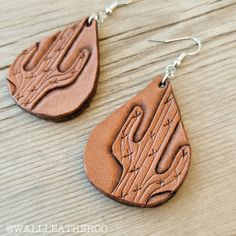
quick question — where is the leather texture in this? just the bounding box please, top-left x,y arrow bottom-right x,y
8,18 -> 99,121
84,76 -> 191,207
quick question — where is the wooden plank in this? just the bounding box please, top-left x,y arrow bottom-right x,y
0,0 -> 235,235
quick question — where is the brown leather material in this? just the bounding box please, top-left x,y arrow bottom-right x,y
8,18 -> 99,121
84,76 -> 191,207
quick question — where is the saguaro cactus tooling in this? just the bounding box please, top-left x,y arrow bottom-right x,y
11,45 -> 90,110
111,85 -> 190,206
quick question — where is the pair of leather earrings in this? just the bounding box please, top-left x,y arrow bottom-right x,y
7,0 -> 202,207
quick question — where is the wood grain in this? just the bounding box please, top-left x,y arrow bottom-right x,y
0,0 -> 236,235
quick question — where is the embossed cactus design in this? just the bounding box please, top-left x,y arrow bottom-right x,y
111,84 -> 190,206
8,20 -> 91,110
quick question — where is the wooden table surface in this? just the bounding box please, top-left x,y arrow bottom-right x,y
0,0 -> 236,235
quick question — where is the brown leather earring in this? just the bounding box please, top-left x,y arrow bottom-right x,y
7,0 -> 134,121
84,37 -> 202,207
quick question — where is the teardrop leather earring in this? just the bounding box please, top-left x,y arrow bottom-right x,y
7,0 -> 134,121
84,37 -> 202,207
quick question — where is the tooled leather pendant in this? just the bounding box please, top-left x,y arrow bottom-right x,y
8,18 -> 99,121
84,76 -> 191,207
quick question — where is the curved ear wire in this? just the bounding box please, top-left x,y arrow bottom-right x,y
148,36 -> 202,87
149,37 -> 201,57
88,0 -> 135,24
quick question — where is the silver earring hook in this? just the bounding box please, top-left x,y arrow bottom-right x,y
88,0 -> 135,25
149,36 -> 202,87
